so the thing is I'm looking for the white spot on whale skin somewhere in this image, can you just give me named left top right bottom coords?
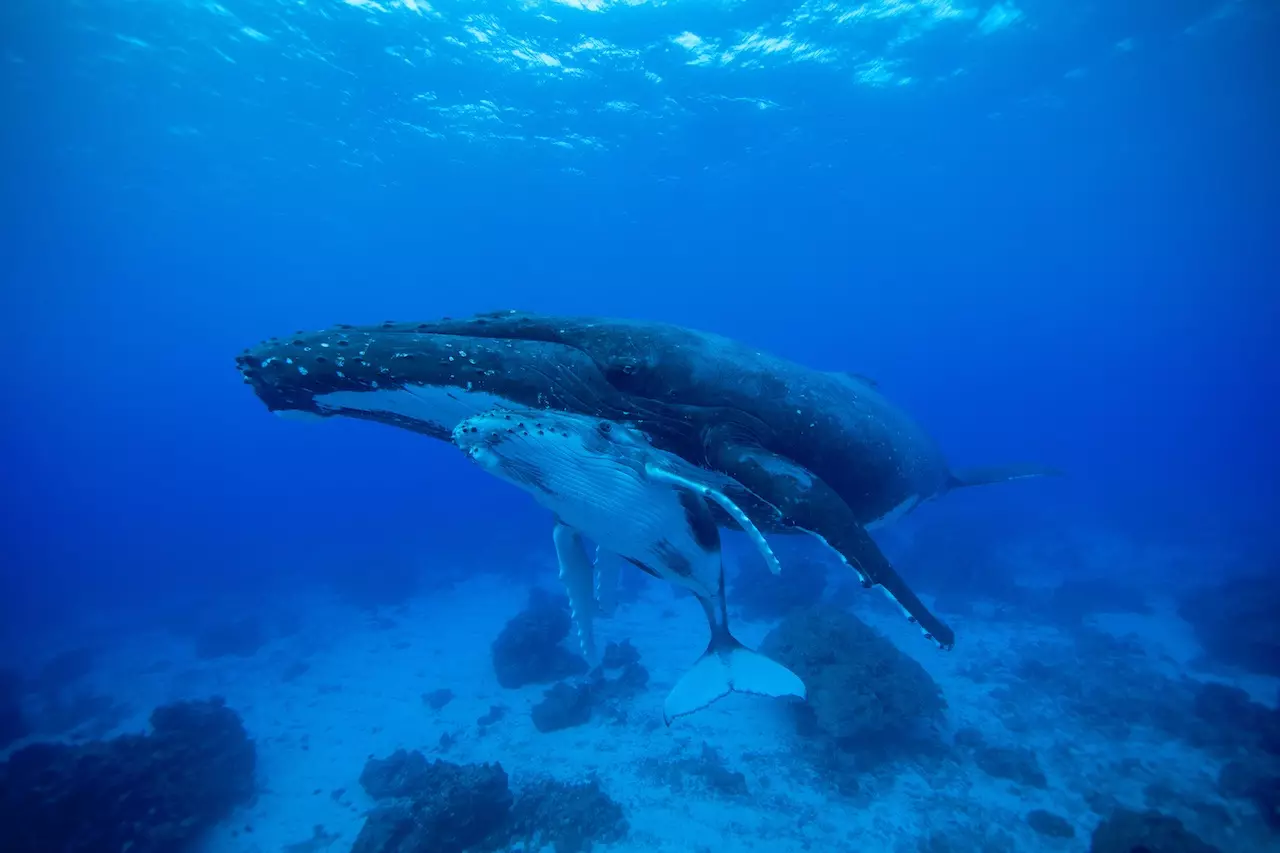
left=314, top=384, right=519, bottom=433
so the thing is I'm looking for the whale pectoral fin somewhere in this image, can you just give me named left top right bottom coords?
left=825, top=523, right=955, bottom=650
left=644, top=462, right=784, bottom=576
left=593, top=544, right=621, bottom=617
left=946, top=464, right=1062, bottom=490
left=704, top=435, right=956, bottom=651
left=552, top=522, right=599, bottom=666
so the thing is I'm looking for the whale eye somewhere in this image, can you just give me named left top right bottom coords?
left=596, top=421, right=612, bottom=436
left=605, top=357, right=649, bottom=391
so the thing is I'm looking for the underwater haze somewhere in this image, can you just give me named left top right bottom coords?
left=1, top=1, right=1279, bottom=852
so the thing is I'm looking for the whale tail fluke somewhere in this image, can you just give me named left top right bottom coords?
left=946, top=464, right=1062, bottom=491
left=663, top=632, right=806, bottom=725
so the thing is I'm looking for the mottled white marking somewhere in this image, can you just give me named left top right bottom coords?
left=749, top=450, right=813, bottom=489
left=864, top=493, right=921, bottom=531
left=314, top=384, right=519, bottom=432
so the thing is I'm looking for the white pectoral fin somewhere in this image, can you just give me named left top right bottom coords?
left=594, top=544, right=621, bottom=617
left=645, top=462, right=784, bottom=575
left=553, top=522, right=598, bottom=667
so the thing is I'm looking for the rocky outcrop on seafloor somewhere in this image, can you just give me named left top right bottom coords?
left=1088, top=808, right=1223, bottom=853
left=950, top=727, right=1049, bottom=789
left=492, top=588, right=588, bottom=689
left=0, top=668, right=27, bottom=749
left=354, top=749, right=627, bottom=853
left=761, top=605, right=946, bottom=750
left=1178, top=571, right=1280, bottom=677
left=530, top=640, right=651, bottom=732
left=0, top=696, right=256, bottom=853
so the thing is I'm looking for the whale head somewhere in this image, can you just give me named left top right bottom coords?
left=235, top=320, right=627, bottom=439
left=453, top=408, right=649, bottom=481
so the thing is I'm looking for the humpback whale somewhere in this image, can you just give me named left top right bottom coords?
left=236, top=310, right=1055, bottom=650
left=453, top=407, right=806, bottom=723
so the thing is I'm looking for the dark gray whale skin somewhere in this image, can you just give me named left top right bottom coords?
left=236, top=310, right=1055, bottom=650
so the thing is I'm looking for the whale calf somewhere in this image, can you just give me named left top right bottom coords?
left=454, top=407, right=806, bottom=723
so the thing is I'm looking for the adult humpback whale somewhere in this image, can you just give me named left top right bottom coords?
left=235, top=310, right=1053, bottom=650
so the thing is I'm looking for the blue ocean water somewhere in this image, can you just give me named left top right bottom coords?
left=1, top=1, right=1278, bottom=851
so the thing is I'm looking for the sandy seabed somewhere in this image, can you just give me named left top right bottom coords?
left=69, top=567, right=1279, bottom=853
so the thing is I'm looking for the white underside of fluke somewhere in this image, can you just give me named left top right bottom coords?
left=663, top=644, right=807, bottom=725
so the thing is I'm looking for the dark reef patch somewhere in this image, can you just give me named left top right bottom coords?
left=1026, top=809, right=1075, bottom=839
left=1088, top=808, right=1223, bottom=853
left=639, top=742, right=750, bottom=799
left=492, top=588, right=588, bottom=689
left=354, top=757, right=511, bottom=853
left=0, top=669, right=28, bottom=749
left=530, top=648, right=651, bottom=731
left=354, top=750, right=626, bottom=853
left=1218, top=760, right=1280, bottom=832
left=532, top=682, right=595, bottom=732
left=974, top=744, right=1047, bottom=789
left=760, top=606, right=946, bottom=752
left=1178, top=570, right=1280, bottom=678
left=0, top=696, right=255, bottom=853
left=952, top=728, right=1048, bottom=789
left=508, top=777, right=628, bottom=853
left=600, top=639, right=640, bottom=671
